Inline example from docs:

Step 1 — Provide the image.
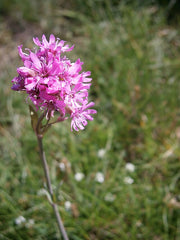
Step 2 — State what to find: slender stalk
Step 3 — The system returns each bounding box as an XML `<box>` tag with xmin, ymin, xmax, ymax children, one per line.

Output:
<box><xmin>36</xmin><ymin>110</ymin><xmax>48</xmax><ymax>138</ymax></box>
<box><xmin>37</xmin><ymin>136</ymin><xmax>69</xmax><ymax>240</ymax></box>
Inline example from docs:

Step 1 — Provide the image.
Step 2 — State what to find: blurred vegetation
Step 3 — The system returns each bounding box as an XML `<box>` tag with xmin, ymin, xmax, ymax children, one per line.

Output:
<box><xmin>0</xmin><ymin>0</ymin><xmax>180</xmax><ymax>240</ymax></box>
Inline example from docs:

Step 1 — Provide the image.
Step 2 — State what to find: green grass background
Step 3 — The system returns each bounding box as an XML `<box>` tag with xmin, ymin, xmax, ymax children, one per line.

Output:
<box><xmin>0</xmin><ymin>0</ymin><xmax>180</xmax><ymax>239</ymax></box>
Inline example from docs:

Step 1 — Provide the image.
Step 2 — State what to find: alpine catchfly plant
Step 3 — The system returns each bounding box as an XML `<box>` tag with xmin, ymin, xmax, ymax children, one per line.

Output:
<box><xmin>12</xmin><ymin>34</ymin><xmax>96</xmax><ymax>240</ymax></box>
<box><xmin>12</xmin><ymin>34</ymin><xmax>96</xmax><ymax>132</ymax></box>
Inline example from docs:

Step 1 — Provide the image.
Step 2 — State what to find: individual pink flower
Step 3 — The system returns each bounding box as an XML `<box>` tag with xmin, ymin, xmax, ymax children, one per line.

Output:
<box><xmin>12</xmin><ymin>34</ymin><xmax>96</xmax><ymax>131</ymax></box>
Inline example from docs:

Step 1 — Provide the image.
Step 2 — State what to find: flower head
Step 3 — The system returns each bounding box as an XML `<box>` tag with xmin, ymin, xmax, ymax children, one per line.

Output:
<box><xmin>12</xmin><ymin>34</ymin><xmax>96</xmax><ymax>131</ymax></box>
<box><xmin>125</xmin><ymin>162</ymin><xmax>135</xmax><ymax>172</ymax></box>
<box><xmin>95</xmin><ymin>172</ymin><xmax>104</xmax><ymax>183</ymax></box>
<box><xmin>64</xmin><ymin>201</ymin><xmax>71</xmax><ymax>211</ymax></box>
<box><xmin>124</xmin><ymin>176</ymin><xmax>134</xmax><ymax>184</ymax></box>
<box><xmin>15</xmin><ymin>216</ymin><xmax>26</xmax><ymax>225</ymax></box>
<box><xmin>74</xmin><ymin>172</ymin><xmax>84</xmax><ymax>182</ymax></box>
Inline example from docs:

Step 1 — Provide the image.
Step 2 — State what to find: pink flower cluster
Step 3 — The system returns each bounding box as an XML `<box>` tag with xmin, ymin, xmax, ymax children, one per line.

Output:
<box><xmin>12</xmin><ymin>34</ymin><xmax>96</xmax><ymax>131</ymax></box>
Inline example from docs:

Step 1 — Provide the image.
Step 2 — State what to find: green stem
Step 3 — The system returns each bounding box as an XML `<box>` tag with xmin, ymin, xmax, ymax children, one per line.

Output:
<box><xmin>37</xmin><ymin>135</ymin><xmax>69</xmax><ymax>240</ymax></box>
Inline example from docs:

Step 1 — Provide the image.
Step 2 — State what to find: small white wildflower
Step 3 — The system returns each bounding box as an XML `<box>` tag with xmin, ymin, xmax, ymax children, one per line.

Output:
<box><xmin>25</xmin><ymin>219</ymin><xmax>35</xmax><ymax>228</ymax></box>
<box><xmin>95</xmin><ymin>172</ymin><xmax>104</xmax><ymax>183</ymax></box>
<box><xmin>74</xmin><ymin>172</ymin><xmax>84</xmax><ymax>182</ymax></box>
<box><xmin>125</xmin><ymin>163</ymin><xmax>135</xmax><ymax>172</ymax></box>
<box><xmin>37</xmin><ymin>188</ymin><xmax>47</xmax><ymax>196</ymax></box>
<box><xmin>59</xmin><ymin>162</ymin><xmax>66</xmax><ymax>172</ymax></box>
<box><xmin>15</xmin><ymin>216</ymin><xmax>26</xmax><ymax>225</ymax></box>
<box><xmin>124</xmin><ymin>176</ymin><xmax>134</xmax><ymax>184</ymax></box>
<box><xmin>104</xmin><ymin>192</ymin><xmax>116</xmax><ymax>202</ymax></box>
<box><xmin>64</xmin><ymin>201</ymin><xmax>71</xmax><ymax>211</ymax></box>
<box><xmin>97</xmin><ymin>149</ymin><xmax>106</xmax><ymax>158</ymax></box>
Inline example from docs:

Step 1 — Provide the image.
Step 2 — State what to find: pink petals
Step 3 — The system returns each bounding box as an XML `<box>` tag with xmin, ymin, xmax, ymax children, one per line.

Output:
<box><xmin>12</xmin><ymin>34</ymin><xmax>96</xmax><ymax>131</ymax></box>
